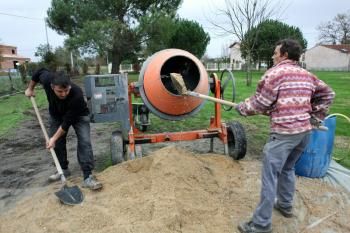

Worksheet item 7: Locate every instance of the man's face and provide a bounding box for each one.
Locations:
[272,44,288,65]
[52,85,71,99]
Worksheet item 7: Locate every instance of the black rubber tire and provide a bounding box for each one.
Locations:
[227,121,247,160]
[110,131,125,165]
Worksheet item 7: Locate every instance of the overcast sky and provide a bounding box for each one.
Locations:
[1,0,349,62]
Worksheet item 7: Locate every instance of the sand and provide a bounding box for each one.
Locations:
[0,146,349,233]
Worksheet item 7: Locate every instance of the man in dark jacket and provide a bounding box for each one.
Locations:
[25,68,102,190]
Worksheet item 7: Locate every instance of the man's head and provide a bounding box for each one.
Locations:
[272,39,302,65]
[51,72,71,99]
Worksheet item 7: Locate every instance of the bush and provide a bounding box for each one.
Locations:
[26,62,40,76]
[18,63,28,84]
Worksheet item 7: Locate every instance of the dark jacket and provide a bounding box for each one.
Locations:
[32,68,89,131]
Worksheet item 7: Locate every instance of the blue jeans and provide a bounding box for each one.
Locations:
[252,131,311,227]
[49,115,94,178]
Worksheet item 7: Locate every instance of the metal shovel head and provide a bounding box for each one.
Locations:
[170,73,188,95]
[55,184,84,205]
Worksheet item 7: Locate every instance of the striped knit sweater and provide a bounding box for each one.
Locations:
[236,59,335,134]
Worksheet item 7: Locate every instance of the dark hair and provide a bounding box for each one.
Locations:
[276,39,302,61]
[51,71,71,88]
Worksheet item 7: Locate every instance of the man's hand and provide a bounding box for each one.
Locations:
[310,115,328,131]
[235,104,244,116]
[25,88,35,98]
[25,80,37,98]
[46,138,56,149]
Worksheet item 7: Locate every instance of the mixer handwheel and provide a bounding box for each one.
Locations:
[110,131,126,165]
[220,69,236,111]
[227,121,247,160]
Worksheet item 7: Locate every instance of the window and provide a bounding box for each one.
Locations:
[12,49,15,54]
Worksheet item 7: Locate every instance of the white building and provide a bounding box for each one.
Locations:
[229,42,262,70]
[304,45,350,71]
[229,42,245,70]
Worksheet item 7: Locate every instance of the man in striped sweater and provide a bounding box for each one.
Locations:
[236,39,335,233]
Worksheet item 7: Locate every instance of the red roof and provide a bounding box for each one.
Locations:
[322,44,350,53]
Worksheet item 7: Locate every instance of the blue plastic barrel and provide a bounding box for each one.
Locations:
[295,116,336,178]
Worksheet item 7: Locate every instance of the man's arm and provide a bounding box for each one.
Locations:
[25,80,37,97]
[25,68,51,97]
[46,126,66,149]
[236,75,277,116]
[311,79,335,120]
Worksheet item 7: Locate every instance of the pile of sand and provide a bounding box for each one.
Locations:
[0,146,349,233]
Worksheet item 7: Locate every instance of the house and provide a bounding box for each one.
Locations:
[229,42,245,70]
[0,44,30,70]
[303,44,350,71]
[229,42,261,70]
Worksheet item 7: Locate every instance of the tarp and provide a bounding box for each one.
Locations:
[323,160,350,193]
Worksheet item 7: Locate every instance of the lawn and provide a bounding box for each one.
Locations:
[0,88,47,137]
[0,70,349,168]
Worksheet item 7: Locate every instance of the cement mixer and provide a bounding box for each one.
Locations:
[84,49,247,164]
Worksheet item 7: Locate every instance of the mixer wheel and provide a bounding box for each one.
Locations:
[227,121,247,160]
[140,125,148,132]
[110,131,126,165]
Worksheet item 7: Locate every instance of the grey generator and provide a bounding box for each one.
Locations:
[84,74,150,134]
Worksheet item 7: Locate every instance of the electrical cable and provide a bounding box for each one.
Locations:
[0,11,43,21]
[325,113,350,162]
[326,113,350,123]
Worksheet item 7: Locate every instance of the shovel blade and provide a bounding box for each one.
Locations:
[55,185,84,205]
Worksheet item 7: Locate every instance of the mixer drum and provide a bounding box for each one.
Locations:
[139,49,209,121]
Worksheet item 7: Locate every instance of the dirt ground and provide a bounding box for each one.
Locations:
[0,107,349,232]
[0,109,123,210]
[0,106,236,215]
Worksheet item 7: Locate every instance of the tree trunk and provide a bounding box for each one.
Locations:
[245,53,253,86]
[111,50,121,74]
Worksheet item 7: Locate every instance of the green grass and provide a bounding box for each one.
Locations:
[0,89,47,136]
[313,71,350,167]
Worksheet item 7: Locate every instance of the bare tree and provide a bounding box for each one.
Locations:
[317,12,350,45]
[208,0,283,86]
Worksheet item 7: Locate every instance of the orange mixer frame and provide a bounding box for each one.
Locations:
[125,73,230,158]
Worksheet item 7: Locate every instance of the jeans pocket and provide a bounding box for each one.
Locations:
[79,115,91,123]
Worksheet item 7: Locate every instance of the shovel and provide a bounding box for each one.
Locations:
[30,97,84,205]
[170,73,237,108]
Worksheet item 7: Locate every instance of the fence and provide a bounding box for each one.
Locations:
[108,64,134,73]
[205,63,233,71]
[0,70,28,97]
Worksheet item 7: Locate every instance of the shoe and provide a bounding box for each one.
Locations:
[48,169,71,183]
[82,175,103,190]
[238,221,272,233]
[274,202,293,218]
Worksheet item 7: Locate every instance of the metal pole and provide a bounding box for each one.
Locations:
[70,52,74,69]
[44,19,50,50]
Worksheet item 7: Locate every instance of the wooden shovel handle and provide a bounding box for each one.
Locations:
[30,97,64,178]
[187,91,237,107]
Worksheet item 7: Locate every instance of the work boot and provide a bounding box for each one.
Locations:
[48,169,71,183]
[274,202,293,218]
[238,220,272,233]
[81,175,103,190]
